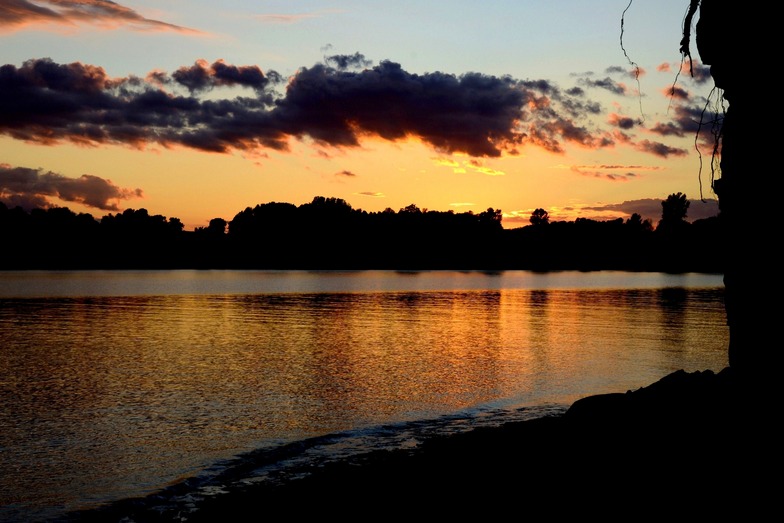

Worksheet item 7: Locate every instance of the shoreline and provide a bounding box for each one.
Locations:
[65,367,774,521]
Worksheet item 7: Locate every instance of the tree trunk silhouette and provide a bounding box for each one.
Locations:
[691,1,776,378]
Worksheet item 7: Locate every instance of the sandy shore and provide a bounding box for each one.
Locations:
[68,367,776,521]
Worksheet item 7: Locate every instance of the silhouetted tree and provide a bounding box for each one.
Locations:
[478,208,503,230]
[190,217,229,268]
[202,218,227,236]
[168,217,184,234]
[400,203,422,214]
[1,196,727,272]
[625,213,653,232]
[97,208,186,268]
[529,208,549,226]
[658,192,690,230]
[228,202,299,240]
[301,196,354,214]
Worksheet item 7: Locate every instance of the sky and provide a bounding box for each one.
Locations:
[0,0,723,230]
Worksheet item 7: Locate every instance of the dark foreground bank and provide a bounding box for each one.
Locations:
[66,367,777,521]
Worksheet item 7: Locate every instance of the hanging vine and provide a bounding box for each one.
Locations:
[620,0,724,202]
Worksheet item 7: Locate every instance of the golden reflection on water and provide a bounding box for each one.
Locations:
[0,286,728,517]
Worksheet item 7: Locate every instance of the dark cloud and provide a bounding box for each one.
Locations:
[664,85,690,100]
[608,127,690,160]
[324,53,373,70]
[608,113,640,130]
[171,59,282,94]
[527,117,611,151]
[579,76,627,95]
[658,61,713,88]
[606,65,645,80]
[336,170,356,177]
[647,98,722,148]
[0,56,613,158]
[277,60,539,156]
[0,0,198,33]
[670,99,722,136]
[635,140,688,158]
[649,121,686,137]
[0,163,142,211]
[557,95,602,118]
[681,62,713,85]
[0,57,286,152]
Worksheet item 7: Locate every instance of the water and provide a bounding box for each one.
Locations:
[0,270,728,522]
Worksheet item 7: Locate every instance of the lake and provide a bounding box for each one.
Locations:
[0,270,728,522]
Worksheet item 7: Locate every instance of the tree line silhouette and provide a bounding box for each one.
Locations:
[0,193,721,272]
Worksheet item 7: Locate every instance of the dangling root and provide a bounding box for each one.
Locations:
[680,0,702,75]
[620,0,644,121]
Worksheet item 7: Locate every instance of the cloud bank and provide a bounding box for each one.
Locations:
[0,55,613,159]
[0,54,704,162]
[0,163,142,211]
[586,197,719,223]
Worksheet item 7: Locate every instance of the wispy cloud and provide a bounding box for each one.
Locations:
[433,158,505,176]
[567,163,663,182]
[578,76,627,95]
[634,139,688,159]
[501,209,534,225]
[0,0,200,33]
[434,158,461,168]
[255,9,344,24]
[0,163,143,211]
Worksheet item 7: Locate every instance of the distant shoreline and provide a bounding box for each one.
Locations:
[2,200,723,273]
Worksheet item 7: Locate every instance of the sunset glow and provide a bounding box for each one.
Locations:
[0,0,721,230]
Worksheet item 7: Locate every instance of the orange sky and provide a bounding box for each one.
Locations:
[0,1,722,230]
